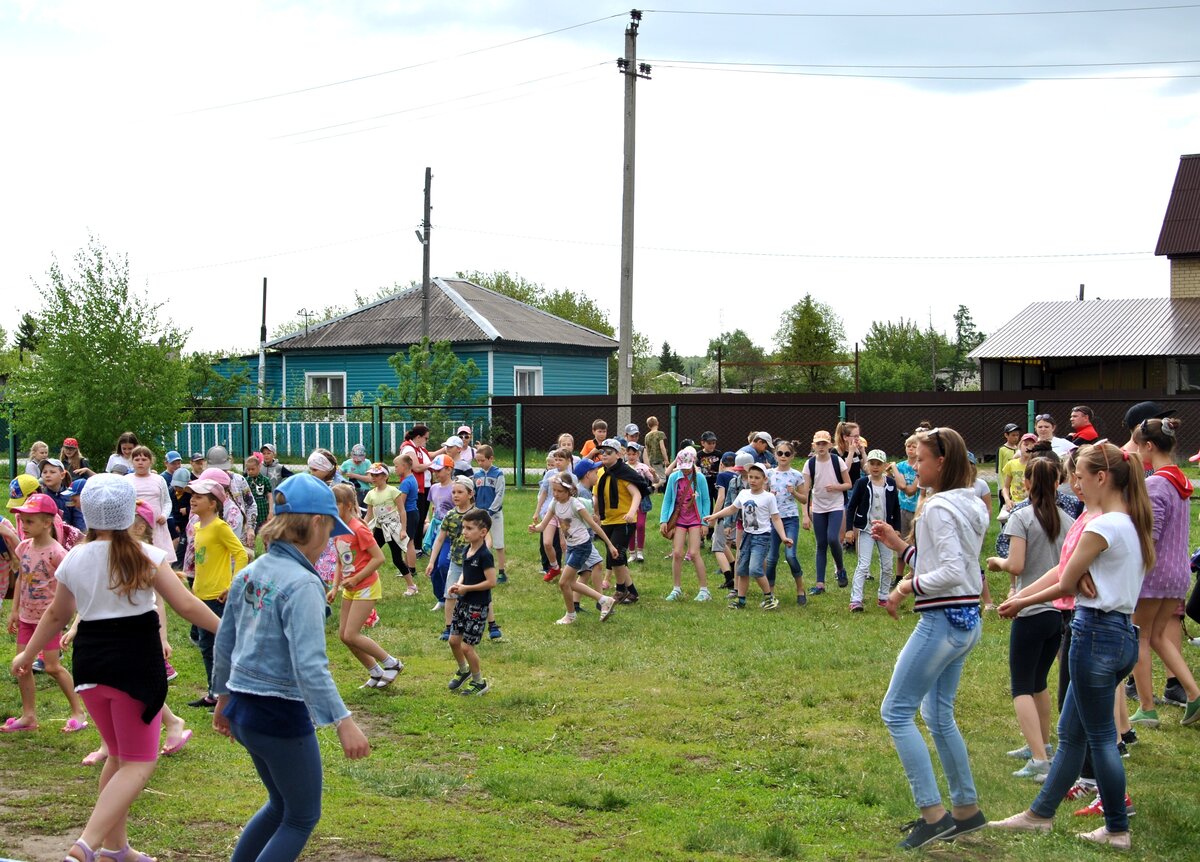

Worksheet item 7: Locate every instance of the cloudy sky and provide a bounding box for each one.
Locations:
[3,1,1198,360]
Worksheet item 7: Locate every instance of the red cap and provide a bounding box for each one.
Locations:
[62,437,79,448]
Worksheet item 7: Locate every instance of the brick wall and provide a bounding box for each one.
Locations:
[1171,258,1200,298]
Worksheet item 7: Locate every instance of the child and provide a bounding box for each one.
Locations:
[696,431,721,503]
[473,444,507,583]
[530,471,618,624]
[341,442,373,507]
[125,445,177,564]
[710,452,740,592]
[11,474,219,862]
[533,449,569,579]
[3,493,87,734]
[997,423,1022,481]
[625,442,656,563]
[888,435,920,582]
[802,430,852,594]
[25,440,49,477]
[660,447,712,601]
[593,438,646,604]
[422,455,454,605]
[705,463,793,610]
[846,450,900,612]
[60,479,88,532]
[259,442,292,486]
[427,477,475,640]
[364,462,416,594]
[327,484,404,689]
[1001,433,1037,517]
[446,508,498,694]
[186,478,250,709]
[580,418,608,459]
[394,453,421,588]
[643,416,669,483]
[37,457,71,517]
[764,440,807,604]
[244,453,274,529]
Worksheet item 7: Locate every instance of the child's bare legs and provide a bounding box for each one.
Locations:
[1135,599,1200,706]
[670,529,687,588]
[685,527,708,590]
[42,649,86,724]
[161,704,186,747]
[1013,692,1050,762]
[449,635,480,675]
[74,756,157,858]
[12,659,38,727]
[338,600,388,667]
[444,595,456,630]
[561,568,605,612]
[543,524,559,568]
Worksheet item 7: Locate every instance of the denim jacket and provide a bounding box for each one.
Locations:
[212,540,350,727]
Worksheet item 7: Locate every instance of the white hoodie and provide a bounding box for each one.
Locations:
[911,487,990,611]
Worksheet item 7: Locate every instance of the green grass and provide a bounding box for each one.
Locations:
[2,485,1199,860]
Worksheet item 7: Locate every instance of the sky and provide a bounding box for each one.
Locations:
[3,0,1199,360]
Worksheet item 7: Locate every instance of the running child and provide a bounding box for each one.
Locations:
[446,508,497,695]
[394,453,421,589]
[846,449,900,612]
[625,441,656,564]
[660,446,712,601]
[802,430,851,594]
[766,440,807,604]
[705,463,793,610]
[327,484,404,689]
[473,444,507,583]
[364,462,416,595]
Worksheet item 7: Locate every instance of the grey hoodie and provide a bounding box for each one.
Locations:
[911,487,990,612]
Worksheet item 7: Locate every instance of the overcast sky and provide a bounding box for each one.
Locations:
[3,1,1198,360]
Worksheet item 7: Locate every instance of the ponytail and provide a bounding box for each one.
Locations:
[1024,457,1061,542]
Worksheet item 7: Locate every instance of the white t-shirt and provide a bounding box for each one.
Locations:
[105,453,134,474]
[552,497,592,547]
[733,488,779,535]
[1077,512,1144,614]
[973,477,990,501]
[768,467,805,519]
[868,478,888,523]
[806,455,849,515]
[54,540,166,621]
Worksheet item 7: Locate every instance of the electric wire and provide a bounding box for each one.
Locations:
[644,57,1200,70]
[643,4,1200,18]
[652,62,1200,81]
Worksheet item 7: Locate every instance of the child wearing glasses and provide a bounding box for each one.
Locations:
[766,440,808,604]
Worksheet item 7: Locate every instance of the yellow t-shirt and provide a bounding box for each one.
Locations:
[193,518,249,600]
[596,466,636,526]
[1002,458,1029,505]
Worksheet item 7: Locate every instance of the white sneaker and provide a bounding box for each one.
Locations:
[635,550,644,562]
[665,587,683,601]
[432,601,445,612]
[694,589,712,602]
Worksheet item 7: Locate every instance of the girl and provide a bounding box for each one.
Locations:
[105,432,139,475]
[397,424,433,541]
[533,450,566,578]
[125,446,176,564]
[529,471,619,624]
[304,449,348,588]
[871,427,990,849]
[1128,417,1200,726]
[427,477,476,640]
[991,443,1155,850]
[766,440,807,604]
[625,442,656,564]
[1033,413,1075,458]
[986,458,1075,780]
[1001,433,1036,515]
[212,474,370,862]
[704,463,793,611]
[395,454,420,590]
[60,437,95,480]
[11,474,219,862]
[327,483,404,689]
[422,454,454,566]
[364,462,417,595]
[846,450,899,613]
[659,447,712,602]
[3,493,87,734]
[25,440,49,477]
[801,430,851,594]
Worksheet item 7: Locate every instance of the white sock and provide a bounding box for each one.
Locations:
[471,672,483,683]
[458,660,469,673]
[382,656,400,668]
[369,663,383,677]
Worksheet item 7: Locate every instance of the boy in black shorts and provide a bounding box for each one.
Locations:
[447,508,497,695]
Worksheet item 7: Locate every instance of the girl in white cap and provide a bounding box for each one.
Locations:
[660,447,712,601]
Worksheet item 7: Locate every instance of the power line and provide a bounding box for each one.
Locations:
[644,3,1200,18]
[183,12,625,114]
[645,56,1200,70]
[653,62,1200,81]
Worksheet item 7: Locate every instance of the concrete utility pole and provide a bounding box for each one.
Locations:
[258,277,268,404]
[616,10,650,429]
[420,167,432,342]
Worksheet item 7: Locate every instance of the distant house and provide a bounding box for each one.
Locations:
[970,153,1200,393]
[220,277,616,404]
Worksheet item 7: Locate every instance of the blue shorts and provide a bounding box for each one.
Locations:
[564,541,594,571]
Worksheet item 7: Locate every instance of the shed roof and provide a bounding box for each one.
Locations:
[1156,153,1200,257]
[968,298,1200,359]
[267,278,617,352]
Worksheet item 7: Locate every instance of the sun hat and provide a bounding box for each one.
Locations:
[134,499,156,529]
[62,437,80,449]
[165,451,183,464]
[205,445,234,471]
[443,436,464,449]
[812,430,833,444]
[7,475,40,511]
[866,448,888,463]
[366,462,390,475]
[572,459,599,480]
[188,478,227,504]
[733,451,755,470]
[623,423,639,436]
[81,473,137,531]
[457,425,472,436]
[171,467,192,489]
[198,467,233,487]
[676,446,697,469]
[350,443,367,458]
[598,438,625,452]
[272,474,351,537]
[11,493,60,516]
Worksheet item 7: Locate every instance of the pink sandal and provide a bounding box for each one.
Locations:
[160,728,193,756]
[99,846,156,861]
[64,838,96,862]
[1,717,37,732]
[62,717,90,733]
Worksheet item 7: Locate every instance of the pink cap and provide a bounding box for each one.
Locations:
[188,479,228,503]
[134,499,156,528]
[198,467,233,487]
[11,493,59,516]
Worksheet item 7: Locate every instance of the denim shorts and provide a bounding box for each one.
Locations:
[564,541,594,571]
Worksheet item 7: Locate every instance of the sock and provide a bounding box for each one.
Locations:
[458,660,469,672]
[471,671,483,683]
[369,663,383,678]
[574,602,581,611]
[489,619,500,629]
[628,583,638,596]
[383,656,399,668]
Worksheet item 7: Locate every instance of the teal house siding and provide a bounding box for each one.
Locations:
[491,350,608,396]
[211,354,283,401]
[279,348,493,404]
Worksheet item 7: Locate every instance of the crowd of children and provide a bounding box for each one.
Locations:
[3,402,1200,858]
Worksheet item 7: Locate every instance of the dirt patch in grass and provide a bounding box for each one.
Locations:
[0,827,79,862]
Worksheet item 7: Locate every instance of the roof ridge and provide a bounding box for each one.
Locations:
[434,277,499,341]
[443,278,617,343]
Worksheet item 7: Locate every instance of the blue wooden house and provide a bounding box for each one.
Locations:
[226,277,616,405]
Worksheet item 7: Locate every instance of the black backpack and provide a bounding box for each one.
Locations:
[805,455,848,510]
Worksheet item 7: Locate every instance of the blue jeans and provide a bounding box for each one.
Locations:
[811,510,844,585]
[765,516,802,587]
[229,723,323,862]
[1032,608,1138,832]
[197,598,225,695]
[881,610,982,809]
[735,532,771,582]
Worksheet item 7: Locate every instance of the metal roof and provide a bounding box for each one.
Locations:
[969,298,1200,359]
[267,278,617,352]
[1156,154,1200,257]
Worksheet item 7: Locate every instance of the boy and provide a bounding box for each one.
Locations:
[594,439,644,604]
[846,450,900,612]
[643,417,669,482]
[704,463,792,610]
[580,419,608,459]
[473,444,507,582]
[710,452,739,591]
[244,454,274,527]
[260,443,292,485]
[447,508,497,695]
[696,431,721,502]
[996,423,1022,478]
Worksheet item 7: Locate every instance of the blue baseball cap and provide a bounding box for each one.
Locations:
[165,451,182,464]
[572,459,600,480]
[272,474,351,537]
[61,478,88,499]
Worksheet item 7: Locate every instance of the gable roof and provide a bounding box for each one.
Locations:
[267,278,617,352]
[969,298,1200,359]
[1156,153,1200,257]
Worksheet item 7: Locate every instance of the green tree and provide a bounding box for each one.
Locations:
[184,352,257,409]
[15,313,39,362]
[704,329,768,392]
[774,295,849,392]
[658,341,683,375]
[377,337,482,409]
[858,319,952,392]
[947,304,985,390]
[8,237,190,457]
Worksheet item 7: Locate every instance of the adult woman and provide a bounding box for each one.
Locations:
[871,427,990,849]
[1128,418,1200,726]
[60,437,95,479]
[105,432,139,475]
[1033,414,1075,458]
[213,473,369,861]
[397,425,433,542]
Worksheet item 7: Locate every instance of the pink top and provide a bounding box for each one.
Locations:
[15,538,67,624]
[127,472,177,563]
[673,473,703,528]
[1053,510,1096,611]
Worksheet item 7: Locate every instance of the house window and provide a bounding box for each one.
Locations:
[306,372,346,406]
[1179,360,1200,392]
[513,366,543,397]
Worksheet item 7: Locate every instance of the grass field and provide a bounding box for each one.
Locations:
[2,485,1199,861]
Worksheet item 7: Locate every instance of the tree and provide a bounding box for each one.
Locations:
[703,329,768,392]
[858,318,951,392]
[8,237,190,458]
[269,282,413,340]
[658,341,683,375]
[947,304,985,390]
[15,313,39,362]
[774,295,849,392]
[184,352,257,409]
[377,337,482,409]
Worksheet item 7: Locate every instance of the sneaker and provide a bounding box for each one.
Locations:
[187,695,217,708]
[1129,707,1160,728]
[431,601,444,612]
[496,571,507,584]
[808,584,826,596]
[849,602,864,613]
[878,599,888,608]
[1124,677,1137,699]
[1117,740,1128,758]
[760,595,780,611]
[1183,697,1200,726]
[635,550,644,562]
[836,571,848,588]
[1073,793,1134,817]
[439,626,451,642]
[448,669,470,691]
[543,566,560,583]
[694,589,712,602]
[488,624,503,640]
[599,596,616,621]
[865,572,874,580]
[465,678,490,696]
[1121,728,1138,747]
[1065,781,1097,801]
[363,608,380,629]
[939,810,987,841]
[1077,825,1131,851]
[31,657,45,674]
[555,613,577,625]
[1007,743,1054,760]
[728,598,746,610]
[796,593,807,606]
[665,587,683,602]
[1161,681,1186,707]
[898,814,955,850]
[987,811,1053,832]
[164,661,178,682]
[404,584,419,596]
[1013,759,1051,779]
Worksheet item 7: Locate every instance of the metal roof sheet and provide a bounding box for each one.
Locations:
[1156,154,1200,257]
[267,278,616,352]
[969,298,1200,359]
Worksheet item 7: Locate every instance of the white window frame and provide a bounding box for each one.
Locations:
[305,372,347,407]
[513,365,543,397]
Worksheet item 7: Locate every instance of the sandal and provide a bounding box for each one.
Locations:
[99,845,157,861]
[1,717,37,732]
[64,838,97,862]
[160,728,193,756]
[63,717,90,733]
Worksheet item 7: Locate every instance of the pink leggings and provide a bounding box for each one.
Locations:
[79,685,162,762]
[634,510,647,549]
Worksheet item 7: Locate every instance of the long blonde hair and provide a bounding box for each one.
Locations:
[1076,442,1155,573]
[87,528,156,600]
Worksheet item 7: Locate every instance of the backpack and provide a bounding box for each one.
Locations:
[805,455,848,509]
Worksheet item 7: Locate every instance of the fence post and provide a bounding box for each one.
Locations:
[5,402,16,481]
[839,400,847,423]
[515,402,524,489]
[1027,399,1036,431]
[669,403,678,457]
[372,404,382,460]
[241,407,251,462]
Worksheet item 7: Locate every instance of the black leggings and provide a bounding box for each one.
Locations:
[373,527,408,574]
[1057,610,1095,780]
[1009,610,1063,697]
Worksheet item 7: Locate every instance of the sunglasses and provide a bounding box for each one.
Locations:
[924,427,946,456]
[775,449,794,456]
[1035,413,1053,423]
